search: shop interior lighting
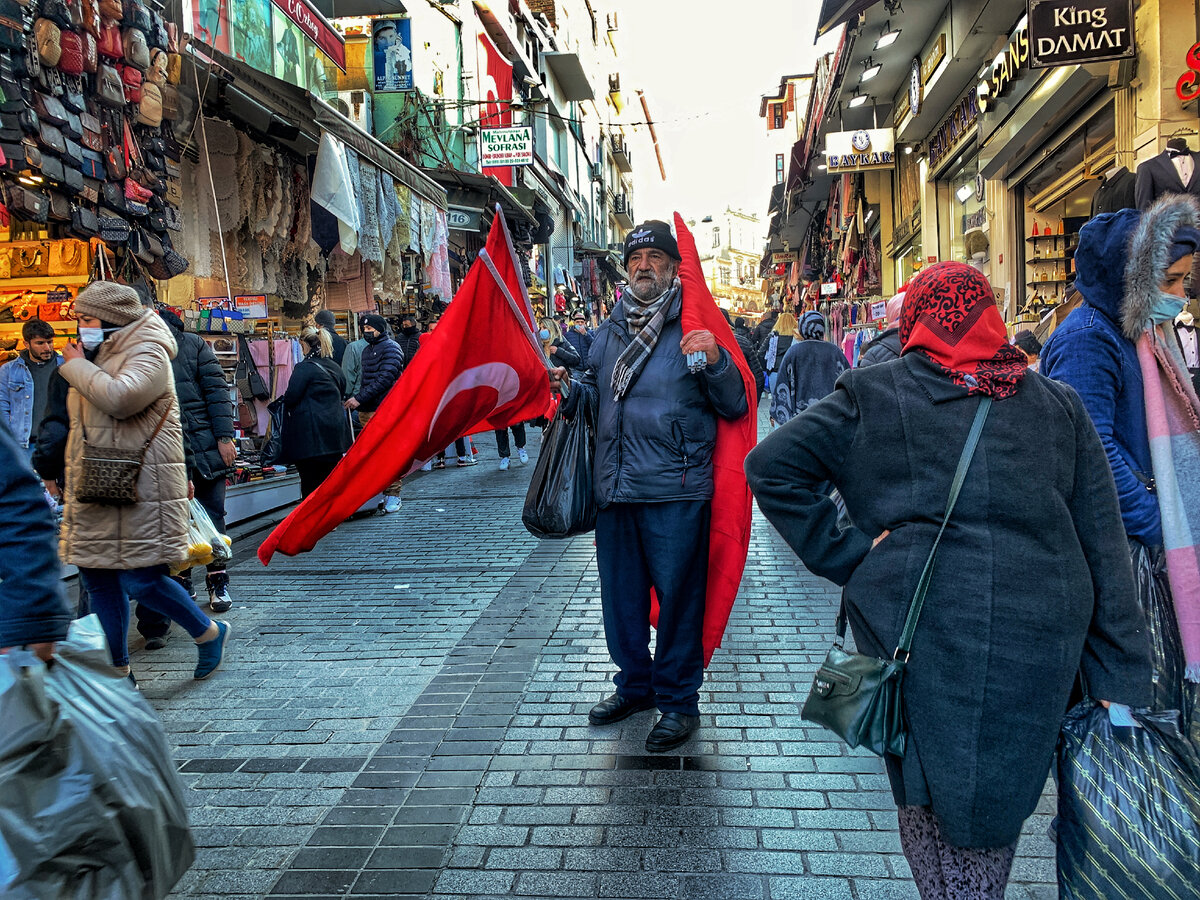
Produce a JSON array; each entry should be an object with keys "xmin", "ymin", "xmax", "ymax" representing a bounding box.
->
[
  {"xmin": 861, "ymin": 58, "xmax": 881, "ymax": 82},
  {"xmin": 905, "ymin": 145, "xmax": 913, "ymax": 154},
  {"xmin": 848, "ymin": 91, "xmax": 868, "ymax": 108},
  {"xmin": 956, "ymin": 183, "xmax": 974, "ymax": 203},
  {"xmin": 817, "ymin": 163, "xmax": 828, "ymax": 171},
  {"xmin": 875, "ymin": 21, "xmax": 901, "ymax": 49}
]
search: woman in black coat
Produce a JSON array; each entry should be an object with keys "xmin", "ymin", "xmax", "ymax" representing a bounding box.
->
[
  {"xmin": 283, "ymin": 327, "xmax": 352, "ymax": 497},
  {"xmin": 745, "ymin": 262, "xmax": 1151, "ymax": 899}
]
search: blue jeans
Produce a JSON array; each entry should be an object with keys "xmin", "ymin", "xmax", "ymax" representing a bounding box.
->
[
  {"xmin": 594, "ymin": 500, "xmax": 710, "ymax": 715},
  {"xmin": 80, "ymin": 565, "xmax": 212, "ymax": 667}
]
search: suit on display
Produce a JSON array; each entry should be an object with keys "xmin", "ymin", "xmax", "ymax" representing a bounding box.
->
[
  {"xmin": 1135, "ymin": 140, "xmax": 1200, "ymax": 210},
  {"xmin": 1091, "ymin": 166, "xmax": 1136, "ymax": 215}
]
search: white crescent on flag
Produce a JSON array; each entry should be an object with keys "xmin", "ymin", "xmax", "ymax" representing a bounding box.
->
[{"xmin": 427, "ymin": 363, "xmax": 521, "ymax": 440}]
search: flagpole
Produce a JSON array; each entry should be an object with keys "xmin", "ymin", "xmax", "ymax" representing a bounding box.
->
[{"xmin": 479, "ymin": 205, "xmax": 552, "ymax": 372}]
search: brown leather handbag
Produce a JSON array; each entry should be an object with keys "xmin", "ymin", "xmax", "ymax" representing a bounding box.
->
[{"xmin": 76, "ymin": 398, "xmax": 173, "ymax": 505}]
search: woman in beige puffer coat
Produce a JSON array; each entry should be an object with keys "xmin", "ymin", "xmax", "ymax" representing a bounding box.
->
[{"xmin": 60, "ymin": 282, "xmax": 230, "ymax": 681}]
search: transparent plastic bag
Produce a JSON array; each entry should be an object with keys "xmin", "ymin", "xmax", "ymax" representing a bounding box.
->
[
  {"xmin": 0, "ymin": 616, "xmax": 196, "ymax": 899},
  {"xmin": 189, "ymin": 499, "xmax": 231, "ymax": 564}
]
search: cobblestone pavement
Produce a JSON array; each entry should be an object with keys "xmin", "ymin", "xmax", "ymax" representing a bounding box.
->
[{"xmin": 138, "ymin": 414, "xmax": 1057, "ymax": 900}]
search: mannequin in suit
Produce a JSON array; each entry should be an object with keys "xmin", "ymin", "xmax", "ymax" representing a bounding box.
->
[
  {"xmin": 1135, "ymin": 137, "xmax": 1200, "ymax": 210},
  {"xmin": 1092, "ymin": 164, "xmax": 1137, "ymax": 215}
]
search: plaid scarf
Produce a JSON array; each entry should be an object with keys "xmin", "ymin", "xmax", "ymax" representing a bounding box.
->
[
  {"xmin": 1137, "ymin": 323, "xmax": 1200, "ymax": 682},
  {"xmin": 611, "ymin": 279, "xmax": 679, "ymax": 400}
]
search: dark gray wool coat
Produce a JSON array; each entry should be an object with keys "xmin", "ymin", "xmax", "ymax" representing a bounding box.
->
[{"xmin": 745, "ymin": 352, "xmax": 1152, "ymax": 849}]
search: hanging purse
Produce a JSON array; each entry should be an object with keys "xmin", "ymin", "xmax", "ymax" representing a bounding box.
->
[
  {"xmin": 34, "ymin": 18, "xmax": 62, "ymax": 67},
  {"xmin": 75, "ymin": 397, "xmax": 173, "ymax": 505},
  {"xmin": 98, "ymin": 212, "xmax": 129, "ymax": 242},
  {"xmin": 49, "ymin": 238, "xmax": 88, "ymax": 274},
  {"xmin": 80, "ymin": 29, "xmax": 96, "ymax": 71},
  {"xmin": 69, "ymin": 202, "xmax": 98, "ymax": 238},
  {"xmin": 80, "ymin": 0, "xmax": 99, "ymax": 36},
  {"xmin": 119, "ymin": 62, "xmax": 140, "ymax": 102},
  {"xmin": 101, "ymin": 179, "xmax": 125, "ymax": 211},
  {"xmin": 159, "ymin": 81, "xmax": 178, "ymax": 120},
  {"xmin": 80, "ymin": 110, "xmax": 101, "ymax": 149},
  {"xmin": 236, "ymin": 334, "xmax": 270, "ymax": 401},
  {"xmin": 801, "ymin": 397, "xmax": 993, "ymax": 759},
  {"xmin": 12, "ymin": 243, "xmax": 50, "ymax": 275},
  {"xmin": 33, "ymin": 91, "xmax": 67, "ymax": 125},
  {"xmin": 96, "ymin": 20, "xmax": 120, "ymax": 58},
  {"xmin": 98, "ymin": 0, "xmax": 121, "ymax": 22},
  {"xmin": 144, "ymin": 45, "xmax": 165, "ymax": 83},
  {"xmin": 136, "ymin": 78, "xmax": 160, "ymax": 126},
  {"xmin": 121, "ymin": 26, "xmax": 147, "ymax": 69},
  {"xmin": 94, "ymin": 62, "xmax": 123, "ymax": 106},
  {"xmin": 38, "ymin": 121, "xmax": 66, "ymax": 155},
  {"xmin": 57, "ymin": 28, "xmax": 84, "ymax": 75},
  {"xmin": 47, "ymin": 189, "xmax": 71, "ymax": 221},
  {"xmin": 81, "ymin": 146, "xmax": 103, "ymax": 177}
]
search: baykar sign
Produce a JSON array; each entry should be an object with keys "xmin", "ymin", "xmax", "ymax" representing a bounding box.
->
[
  {"xmin": 1027, "ymin": 0, "xmax": 1134, "ymax": 69},
  {"xmin": 480, "ymin": 127, "xmax": 533, "ymax": 168},
  {"xmin": 824, "ymin": 129, "xmax": 896, "ymax": 172}
]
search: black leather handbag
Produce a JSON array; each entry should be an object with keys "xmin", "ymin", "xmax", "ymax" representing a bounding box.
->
[{"xmin": 801, "ymin": 397, "xmax": 992, "ymax": 758}]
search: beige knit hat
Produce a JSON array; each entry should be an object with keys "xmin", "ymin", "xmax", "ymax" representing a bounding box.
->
[{"xmin": 74, "ymin": 281, "xmax": 146, "ymax": 326}]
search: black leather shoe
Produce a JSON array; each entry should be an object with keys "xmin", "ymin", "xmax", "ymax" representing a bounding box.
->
[
  {"xmin": 645, "ymin": 712, "xmax": 700, "ymax": 752},
  {"xmin": 588, "ymin": 693, "xmax": 656, "ymax": 726}
]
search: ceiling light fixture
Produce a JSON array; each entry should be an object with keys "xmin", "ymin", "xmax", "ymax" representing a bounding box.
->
[
  {"xmin": 905, "ymin": 145, "xmax": 913, "ymax": 154},
  {"xmin": 861, "ymin": 57, "xmax": 881, "ymax": 81},
  {"xmin": 817, "ymin": 163, "xmax": 827, "ymax": 171},
  {"xmin": 848, "ymin": 91, "xmax": 868, "ymax": 108},
  {"xmin": 875, "ymin": 21, "xmax": 901, "ymax": 49}
]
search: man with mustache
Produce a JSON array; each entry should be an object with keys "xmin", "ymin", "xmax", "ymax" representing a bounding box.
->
[{"xmin": 553, "ymin": 220, "xmax": 748, "ymax": 752}]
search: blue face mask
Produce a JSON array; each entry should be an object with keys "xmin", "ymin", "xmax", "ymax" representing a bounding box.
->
[
  {"xmin": 1148, "ymin": 292, "xmax": 1187, "ymax": 324},
  {"xmin": 538, "ymin": 329, "xmax": 551, "ymax": 341}
]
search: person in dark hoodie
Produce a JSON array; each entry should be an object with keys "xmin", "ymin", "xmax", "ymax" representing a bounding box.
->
[
  {"xmin": 857, "ymin": 289, "xmax": 906, "ymax": 368},
  {"xmin": 395, "ymin": 315, "xmax": 422, "ymax": 366},
  {"xmin": 313, "ymin": 309, "xmax": 348, "ymax": 365},
  {"xmin": 344, "ymin": 313, "xmax": 406, "ymax": 512},
  {"xmin": 1043, "ymin": 196, "xmax": 1200, "ymax": 745},
  {"xmin": 770, "ymin": 310, "xmax": 847, "ymax": 426}
]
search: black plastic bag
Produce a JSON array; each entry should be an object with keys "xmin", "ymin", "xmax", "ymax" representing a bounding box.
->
[
  {"xmin": 1056, "ymin": 702, "xmax": 1200, "ymax": 899},
  {"xmin": 522, "ymin": 400, "xmax": 597, "ymax": 539},
  {"xmin": 260, "ymin": 397, "xmax": 288, "ymax": 468},
  {"xmin": 0, "ymin": 616, "xmax": 195, "ymax": 899}
]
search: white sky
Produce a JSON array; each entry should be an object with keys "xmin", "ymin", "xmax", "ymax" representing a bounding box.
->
[{"xmin": 614, "ymin": 1, "xmax": 823, "ymax": 241}]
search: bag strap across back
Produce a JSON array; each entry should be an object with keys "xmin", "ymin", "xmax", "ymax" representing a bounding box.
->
[
  {"xmin": 834, "ymin": 396, "xmax": 993, "ymax": 659},
  {"xmin": 80, "ymin": 395, "xmax": 173, "ymax": 457}
]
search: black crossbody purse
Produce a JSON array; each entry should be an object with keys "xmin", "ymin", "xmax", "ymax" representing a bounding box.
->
[{"xmin": 801, "ymin": 396, "xmax": 992, "ymax": 758}]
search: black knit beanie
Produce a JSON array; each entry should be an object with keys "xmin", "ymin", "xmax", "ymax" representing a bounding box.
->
[{"xmin": 623, "ymin": 220, "xmax": 680, "ymax": 266}]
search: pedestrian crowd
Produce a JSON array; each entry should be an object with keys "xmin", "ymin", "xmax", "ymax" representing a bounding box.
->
[{"xmin": 3, "ymin": 201, "xmax": 1200, "ymax": 900}]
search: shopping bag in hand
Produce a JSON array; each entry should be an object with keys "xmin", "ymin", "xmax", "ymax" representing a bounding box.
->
[
  {"xmin": 190, "ymin": 498, "xmax": 232, "ymax": 563},
  {"xmin": 260, "ymin": 397, "xmax": 288, "ymax": 467},
  {"xmin": 522, "ymin": 400, "xmax": 597, "ymax": 539},
  {"xmin": 1056, "ymin": 701, "xmax": 1200, "ymax": 899},
  {"xmin": 0, "ymin": 616, "xmax": 196, "ymax": 899}
]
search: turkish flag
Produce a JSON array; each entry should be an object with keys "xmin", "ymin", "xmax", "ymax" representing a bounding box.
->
[
  {"xmin": 650, "ymin": 214, "xmax": 758, "ymax": 666},
  {"xmin": 258, "ymin": 210, "xmax": 551, "ymax": 564},
  {"xmin": 477, "ymin": 23, "xmax": 513, "ymax": 187}
]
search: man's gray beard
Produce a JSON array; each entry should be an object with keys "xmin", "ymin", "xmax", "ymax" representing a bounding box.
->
[{"xmin": 626, "ymin": 272, "xmax": 674, "ymax": 302}]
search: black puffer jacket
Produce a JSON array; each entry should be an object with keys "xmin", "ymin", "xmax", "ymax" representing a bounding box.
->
[
  {"xmin": 160, "ymin": 310, "xmax": 234, "ymax": 481},
  {"xmin": 283, "ymin": 355, "xmax": 352, "ymax": 460},
  {"xmin": 856, "ymin": 328, "xmax": 902, "ymax": 367},
  {"xmin": 396, "ymin": 329, "xmax": 422, "ymax": 367},
  {"xmin": 355, "ymin": 335, "xmax": 405, "ymax": 412},
  {"xmin": 566, "ymin": 291, "xmax": 748, "ymax": 505}
]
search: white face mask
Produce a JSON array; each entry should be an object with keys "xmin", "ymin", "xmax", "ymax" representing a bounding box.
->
[{"xmin": 78, "ymin": 326, "xmax": 107, "ymax": 350}]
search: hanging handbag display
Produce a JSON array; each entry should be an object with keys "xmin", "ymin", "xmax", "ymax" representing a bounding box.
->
[
  {"xmin": 57, "ymin": 28, "xmax": 84, "ymax": 75},
  {"xmin": 80, "ymin": 0, "xmax": 99, "ymax": 36},
  {"xmin": 98, "ymin": 0, "xmax": 121, "ymax": 22},
  {"xmin": 136, "ymin": 78, "xmax": 159, "ymax": 125},
  {"xmin": 81, "ymin": 146, "xmax": 103, "ymax": 177},
  {"xmin": 49, "ymin": 238, "xmax": 88, "ymax": 275},
  {"xmin": 98, "ymin": 212, "xmax": 129, "ymax": 242},
  {"xmin": 121, "ymin": 26, "xmax": 147, "ymax": 69},
  {"xmin": 96, "ymin": 20, "xmax": 120, "ymax": 58},
  {"xmin": 12, "ymin": 242, "xmax": 49, "ymax": 275},
  {"xmin": 42, "ymin": 0, "xmax": 73, "ymax": 28},
  {"xmin": 79, "ymin": 29, "xmax": 96, "ymax": 71},
  {"xmin": 34, "ymin": 18, "xmax": 62, "ymax": 67},
  {"xmin": 69, "ymin": 202, "xmax": 98, "ymax": 238},
  {"xmin": 94, "ymin": 62, "xmax": 123, "ymax": 106},
  {"xmin": 80, "ymin": 110, "xmax": 101, "ymax": 149},
  {"xmin": 800, "ymin": 397, "xmax": 993, "ymax": 758},
  {"xmin": 144, "ymin": 45, "xmax": 164, "ymax": 83},
  {"xmin": 159, "ymin": 81, "xmax": 177, "ymax": 119},
  {"xmin": 119, "ymin": 62, "xmax": 140, "ymax": 102},
  {"xmin": 121, "ymin": 0, "xmax": 150, "ymax": 34},
  {"xmin": 75, "ymin": 397, "xmax": 173, "ymax": 506},
  {"xmin": 33, "ymin": 92, "xmax": 67, "ymax": 125},
  {"xmin": 47, "ymin": 189, "xmax": 71, "ymax": 220},
  {"xmin": 236, "ymin": 335, "xmax": 270, "ymax": 401}
]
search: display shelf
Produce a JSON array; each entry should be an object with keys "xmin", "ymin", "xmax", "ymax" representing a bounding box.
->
[
  {"xmin": 1027, "ymin": 255, "xmax": 1072, "ymax": 262},
  {"xmin": 1026, "ymin": 234, "xmax": 1067, "ymax": 243},
  {"xmin": 0, "ymin": 274, "xmax": 90, "ymax": 290},
  {"xmin": 1026, "ymin": 279, "xmax": 1071, "ymax": 287}
]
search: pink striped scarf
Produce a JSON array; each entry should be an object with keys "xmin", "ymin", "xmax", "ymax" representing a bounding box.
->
[{"xmin": 1138, "ymin": 324, "xmax": 1200, "ymax": 682}]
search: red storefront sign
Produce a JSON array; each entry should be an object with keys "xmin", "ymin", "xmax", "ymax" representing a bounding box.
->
[
  {"xmin": 1178, "ymin": 41, "xmax": 1200, "ymax": 102},
  {"xmin": 271, "ymin": 0, "xmax": 345, "ymax": 72}
]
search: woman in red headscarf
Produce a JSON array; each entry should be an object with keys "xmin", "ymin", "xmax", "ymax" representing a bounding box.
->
[{"xmin": 746, "ymin": 262, "xmax": 1151, "ymax": 899}]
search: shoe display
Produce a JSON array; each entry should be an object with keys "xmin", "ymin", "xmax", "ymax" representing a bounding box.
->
[
  {"xmin": 517, "ymin": 448, "xmax": 529, "ymax": 465},
  {"xmin": 588, "ymin": 693, "xmax": 656, "ymax": 726},
  {"xmin": 499, "ymin": 457, "xmax": 510, "ymax": 470},
  {"xmin": 144, "ymin": 635, "xmax": 168, "ymax": 650},
  {"xmin": 645, "ymin": 712, "xmax": 700, "ymax": 753},
  {"xmin": 194, "ymin": 621, "xmax": 231, "ymax": 680},
  {"xmin": 384, "ymin": 496, "xmax": 402, "ymax": 513},
  {"xmin": 207, "ymin": 571, "xmax": 233, "ymax": 613},
  {"xmin": 457, "ymin": 456, "xmax": 477, "ymax": 467}
]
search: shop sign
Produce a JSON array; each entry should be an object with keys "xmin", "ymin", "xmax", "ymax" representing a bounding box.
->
[
  {"xmin": 825, "ymin": 128, "xmax": 896, "ymax": 171},
  {"xmin": 928, "ymin": 91, "xmax": 980, "ymax": 172},
  {"xmin": 480, "ymin": 127, "xmax": 533, "ymax": 167},
  {"xmin": 1028, "ymin": 0, "xmax": 1134, "ymax": 69},
  {"xmin": 235, "ymin": 295, "xmax": 268, "ymax": 318},
  {"xmin": 977, "ymin": 17, "xmax": 1030, "ymax": 114},
  {"xmin": 1177, "ymin": 42, "xmax": 1200, "ymax": 102},
  {"xmin": 820, "ymin": 281, "xmax": 839, "ymax": 297},
  {"xmin": 894, "ymin": 86, "xmax": 911, "ymax": 126},
  {"xmin": 199, "ymin": 297, "xmax": 233, "ymax": 310},
  {"xmin": 447, "ymin": 206, "xmax": 483, "ymax": 231},
  {"xmin": 270, "ymin": 0, "xmax": 345, "ymax": 72},
  {"xmin": 921, "ymin": 34, "xmax": 947, "ymax": 85},
  {"xmin": 963, "ymin": 208, "xmax": 987, "ymax": 232},
  {"xmin": 372, "ymin": 18, "xmax": 413, "ymax": 92},
  {"xmin": 871, "ymin": 300, "xmax": 887, "ymax": 320},
  {"xmin": 770, "ymin": 251, "xmax": 796, "ymax": 265}
]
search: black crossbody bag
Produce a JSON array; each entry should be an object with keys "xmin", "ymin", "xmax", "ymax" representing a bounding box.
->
[{"xmin": 801, "ymin": 396, "xmax": 992, "ymax": 758}]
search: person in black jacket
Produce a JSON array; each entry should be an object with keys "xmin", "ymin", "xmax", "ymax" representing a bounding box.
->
[
  {"xmin": 395, "ymin": 315, "xmax": 422, "ymax": 366},
  {"xmin": 722, "ymin": 309, "xmax": 765, "ymax": 398},
  {"xmin": 344, "ymin": 314, "xmax": 406, "ymax": 512},
  {"xmin": 563, "ymin": 310, "xmax": 594, "ymax": 365},
  {"xmin": 284, "ymin": 327, "xmax": 353, "ymax": 496},
  {"xmin": 555, "ymin": 220, "xmax": 749, "ymax": 753},
  {"xmin": 0, "ymin": 420, "xmax": 71, "ymax": 662},
  {"xmin": 857, "ymin": 290, "xmax": 906, "ymax": 368},
  {"xmin": 314, "ymin": 309, "xmax": 348, "ymax": 365},
  {"xmin": 769, "ymin": 311, "xmax": 847, "ymax": 426}
]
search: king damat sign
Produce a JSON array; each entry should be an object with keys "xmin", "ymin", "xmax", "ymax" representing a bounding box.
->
[{"xmin": 1027, "ymin": 0, "xmax": 1135, "ymax": 69}]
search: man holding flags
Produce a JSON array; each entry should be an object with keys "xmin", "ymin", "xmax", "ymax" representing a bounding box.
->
[{"xmin": 554, "ymin": 219, "xmax": 755, "ymax": 753}]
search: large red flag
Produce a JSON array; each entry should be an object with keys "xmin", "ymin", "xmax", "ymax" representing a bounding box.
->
[
  {"xmin": 258, "ymin": 210, "xmax": 550, "ymax": 564},
  {"xmin": 649, "ymin": 214, "xmax": 758, "ymax": 665}
]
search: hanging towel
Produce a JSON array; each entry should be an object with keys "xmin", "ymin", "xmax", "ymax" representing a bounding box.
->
[{"xmin": 311, "ymin": 133, "xmax": 361, "ymax": 256}]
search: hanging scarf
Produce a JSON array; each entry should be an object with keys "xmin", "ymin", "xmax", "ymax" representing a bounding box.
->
[
  {"xmin": 900, "ymin": 261, "xmax": 1026, "ymax": 399},
  {"xmin": 610, "ymin": 278, "xmax": 679, "ymax": 401},
  {"xmin": 1137, "ymin": 324, "xmax": 1200, "ymax": 681}
]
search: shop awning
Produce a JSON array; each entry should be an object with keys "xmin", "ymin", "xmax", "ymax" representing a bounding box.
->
[
  {"xmin": 817, "ymin": 0, "xmax": 880, "ymax": 36},
  {"xmin": 542, "ymin": 51, "xmax": 594, "ymax": 101},
  {"xmin": 190, "ymin": 47, "xmax": 447, "ymax": 210},
  {"xmin": 420, "ymin": 168, "xmax": 536, "ymax": 228},
  {"xmin": 309, "ymin": 0, "xmax": 406, "ymax": 17}
]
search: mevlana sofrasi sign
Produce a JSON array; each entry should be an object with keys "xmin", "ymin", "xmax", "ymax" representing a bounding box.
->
[{"xmin": 1027, "ymin": 0, "xmax": 1134, "ymax": 69}]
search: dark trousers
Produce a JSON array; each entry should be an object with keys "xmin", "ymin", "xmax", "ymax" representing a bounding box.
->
[
  {"xmin": 136, "ymin": 473, "xmax": 226, "ymax": 639},
  {"xmin": 494, "ymin": 423, "xmax": 526, "ymax": 457},
  {"xmin": 296, "ymin": 453, "xmax": 341, "ymax": 497},
  {"xmin": 437, "ymin": 438, "xmax": 468, "ymax": 461},
  {"xmin": 595, "ymin": 500, "xmax": 710, "ymax": 715}
]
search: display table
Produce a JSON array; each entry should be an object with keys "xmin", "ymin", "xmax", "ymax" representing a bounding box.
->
[{"xmin": 225, "ymin": 476, "xmax": 301, "ymax": 527}]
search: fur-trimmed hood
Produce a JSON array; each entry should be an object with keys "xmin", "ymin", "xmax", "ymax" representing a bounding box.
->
[{"xmin": 1123, "ymin": 194, "xmax": 1200, "ymax": 340}]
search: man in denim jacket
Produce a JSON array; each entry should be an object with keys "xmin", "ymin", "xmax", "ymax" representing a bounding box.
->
[{"xmin": 0, "ymin": 318, "xmax": 61, "ymax": 460}]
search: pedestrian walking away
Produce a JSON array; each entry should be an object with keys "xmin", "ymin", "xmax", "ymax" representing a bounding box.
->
[
  {"xmin": 313, "ymin": 309, "xmax": 348, "ymax": 365},
  {"xmin": 722, "ymin": 308, "xmax": 765, "ymax": 398},
  {"xmin": 746, "ymin": 262, "xmax": 1151, "ymax": 900},
  {"xmin": 769, "ymin": 309, "xmax": 847, "ymax": 426},
  {"xmin": 57, "ymin": 282, "xmax": 231, "ymax": 682},
  {"xmin": 557, "ymin": 218, "xmax": 749, "ymax": 753},
  {"xmin": 284, "ymin": 327, "xmax": 353, "ymax": 497}
]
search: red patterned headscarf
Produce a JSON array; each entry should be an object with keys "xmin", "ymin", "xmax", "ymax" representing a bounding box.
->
[{"xmin": 899, "ymin": 262, "xmax": 1027, "ymax": 399}]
